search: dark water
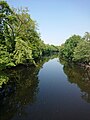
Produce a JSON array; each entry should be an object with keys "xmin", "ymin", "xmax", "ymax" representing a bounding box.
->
[{"xmin": 0, "ymin": 56, "xmax": 90, "ymax": 120}]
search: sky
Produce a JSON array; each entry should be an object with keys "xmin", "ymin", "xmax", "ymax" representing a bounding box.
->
[{"xmin": 6, "ymin": 0, "xmax": 90, "ymax": 45}]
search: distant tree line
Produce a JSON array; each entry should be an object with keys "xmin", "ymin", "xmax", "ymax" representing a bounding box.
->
[
  {"xmin": 59, "ymin": 32, "xmax": 90, "ymax": 65},
  {"xmin": 0, "ymin": 1, "xmax": 59, "ymax": 70}
]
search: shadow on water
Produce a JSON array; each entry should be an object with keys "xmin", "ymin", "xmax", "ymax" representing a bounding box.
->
[
  {"xmin": 0, "ymin": 54, "xmax": 58, "ymax": 120},
  {"xmin": 0, "ymin": 66, "xmax": 39, "ymax": 120},
  {"xmin": 59, "ymin": 58, "xmax": 90, "ymax": 103}
]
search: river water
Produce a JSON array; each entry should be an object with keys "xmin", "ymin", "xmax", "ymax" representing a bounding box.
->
[{"xmin": 0, "ymin": 56, "xmax": 90, "ymax": 120}]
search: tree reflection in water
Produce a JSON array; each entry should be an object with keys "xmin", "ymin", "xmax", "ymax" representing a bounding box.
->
[
  {"xmin": 59, "ymin": 58, "xmax": 90, "ymax": 103},
  {"xmin": 0, "ymin": 65, "xmax": 39, "ymax": 120},
  {"xmin": 0, "ymin": 54, "xmax": 58, "ymax": 120}
]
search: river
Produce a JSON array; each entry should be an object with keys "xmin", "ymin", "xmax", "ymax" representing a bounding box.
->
[{"xmin": 0, "ymin": 55, "xmax": 90, "ymax": 120}]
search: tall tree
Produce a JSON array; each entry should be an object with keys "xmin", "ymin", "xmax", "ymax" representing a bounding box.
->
[
  {"xmin": 59, "ymin": 35, "xmax": 82, "ymax": 60},
  {"xmin": 0, "ymin": 1, "xmax": 16, "ymax": 52},
  {"xmin": 73, "ymin": 41, "xmax": 90, "ymax": 62}
]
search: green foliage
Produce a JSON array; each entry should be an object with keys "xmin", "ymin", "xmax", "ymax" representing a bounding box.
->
[
  {"xmin": 59, "ymin": 34, "xmax": 90, "ymax": 64},
  {"xmin": 73, "ymin": 41, "xmax": 90, "ymax": 62},
  {"xmin": 14, "ymin": 37, "xmax": 33, "ymax": 64},
  {"xmin": 0, "ymin": 1, "xmax": 16, "ymax": 52},
  {"xmin": 60, "ymin": 35, "xmax": 82, "ymax": 60},
  {"xmin": 43, "ymin": 44, "xmax": 59, "ymax": 55},
  {"xmin": 0, "ymin": 45, "xmax": 15, "ymax": 69},
  {"xmin": 0, "ymin": 1, "xmax": 59, "ymax": 72},
  {"xmin": 0, "ymin": 72, "xmax": 9, "ymax": 88}
]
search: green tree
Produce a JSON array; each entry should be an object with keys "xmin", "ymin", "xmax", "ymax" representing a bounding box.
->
[
  {"xmin": 14, "ymin": 37, "xmax": 33, "ymax": 65},
  {"xmin": 13, "ymin": 8, "xmax": 44, "ymax": 59},
  {"xmin": 0, "ymin": 1, "xmax": 43, "ymax": 68},
  {"xmin": 73, "ymin": 41, "xmax": 90, "ymax": 63},
  {"xmin": 59, "ymin": 35, "xmax": 82, "ymax": 60},
  {"xmin": 0, "ymin": 45, "xmax": 15, "ymax": 69},
  {"xmin": 0, "ymin": 1, "xmax": 17, "ymax": 52}
]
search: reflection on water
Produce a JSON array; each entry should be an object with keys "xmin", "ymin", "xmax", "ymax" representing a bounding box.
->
[
  {"xmin": 0, "ymin": 66, "xmax": 39, "ymax": 120},
  {"xmin": 60, "ymin": 59, "xmax": 90, "ymax": 103},
  {"xmin": 0, "ymin": 54, "xmax": 57, "ymax": 120},
  {"xmin": 0, "ymin": 55, "xmax": 90, "ymax": 120}
]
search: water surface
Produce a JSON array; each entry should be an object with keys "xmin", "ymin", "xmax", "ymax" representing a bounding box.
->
[{"xmin": 0, "ymin": 56, "xmax": 90, "ymax": 120}]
